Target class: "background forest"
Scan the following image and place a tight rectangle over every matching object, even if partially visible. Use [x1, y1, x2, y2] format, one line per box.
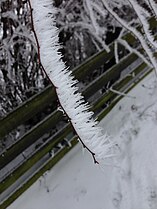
[1, 0, 138, 117]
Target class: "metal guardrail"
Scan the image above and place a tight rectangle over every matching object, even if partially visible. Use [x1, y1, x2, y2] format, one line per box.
[0, 60, 153, 208]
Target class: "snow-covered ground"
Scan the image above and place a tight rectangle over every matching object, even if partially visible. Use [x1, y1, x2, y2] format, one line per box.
[8, 72, 157, 209]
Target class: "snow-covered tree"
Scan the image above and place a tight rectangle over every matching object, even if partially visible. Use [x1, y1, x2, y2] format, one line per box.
[0, 0, 45, 117]
[0, 0, 122, 117]
[54, 0, 122, 68]
[101, 0, 157, 73]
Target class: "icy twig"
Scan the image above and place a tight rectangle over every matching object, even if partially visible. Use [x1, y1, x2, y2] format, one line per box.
[128, 0, 157, 49]
[28, 0, 113, 164]
[118, 38, 152, 68]
[148, 0, 157, 19]
[110, 87, 136, 99]
[114, 41, 119, 64]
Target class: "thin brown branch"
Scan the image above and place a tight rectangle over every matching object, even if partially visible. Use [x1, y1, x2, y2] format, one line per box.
[27, 0, 99, 164]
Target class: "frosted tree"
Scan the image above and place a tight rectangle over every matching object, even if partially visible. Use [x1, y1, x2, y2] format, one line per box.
[0, 0, 125, 117]
[54, 0, 122, 68]
[101, 0, 157, 73]
[0, 0, 45, 117]
[0, 0, 124, 117]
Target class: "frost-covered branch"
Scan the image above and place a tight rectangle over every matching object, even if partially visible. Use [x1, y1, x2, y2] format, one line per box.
[29, 0, 113, 163]
[114, 41, 119, 63]
[148, 0, 157, 17]
[128, 0, 157, 49]
[118, 38, 152, 67]
[84, 0, 98, 34]
[110, 87, 136, 99]
[102, 0, 157, 74]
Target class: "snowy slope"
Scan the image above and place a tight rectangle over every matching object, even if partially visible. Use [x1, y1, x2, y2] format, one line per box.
[8, 71, 157, 209]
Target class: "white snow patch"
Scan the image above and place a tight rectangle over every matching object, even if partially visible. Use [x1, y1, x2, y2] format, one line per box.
[8, 72, 157, 209]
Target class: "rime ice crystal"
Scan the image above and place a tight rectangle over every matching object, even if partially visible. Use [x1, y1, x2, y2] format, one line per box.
[31, 0, 113, 162]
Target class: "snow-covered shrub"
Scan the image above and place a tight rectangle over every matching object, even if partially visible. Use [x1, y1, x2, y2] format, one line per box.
[0, 0, 45, 117]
